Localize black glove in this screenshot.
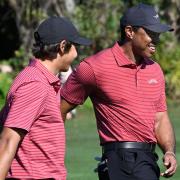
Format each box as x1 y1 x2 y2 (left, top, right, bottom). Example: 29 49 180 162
94 155 110 180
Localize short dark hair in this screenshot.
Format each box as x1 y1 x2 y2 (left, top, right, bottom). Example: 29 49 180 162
119 25 140 43
32 41 72 60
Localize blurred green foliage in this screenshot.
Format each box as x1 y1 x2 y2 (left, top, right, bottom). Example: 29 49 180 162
0 0 180 103
8 47 30 76
154 34 180 99
72 0 180 100
0 73 12 108
70 0 123 64
0 47 29 108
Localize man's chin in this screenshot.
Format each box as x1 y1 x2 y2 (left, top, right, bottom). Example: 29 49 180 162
142 52 154 59
61 66 70 72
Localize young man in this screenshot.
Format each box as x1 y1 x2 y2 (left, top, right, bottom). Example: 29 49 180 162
0 16 91 180
61 3 177 180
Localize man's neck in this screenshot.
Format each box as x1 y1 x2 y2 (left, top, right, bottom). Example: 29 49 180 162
119 41 143 65
40 59 59 75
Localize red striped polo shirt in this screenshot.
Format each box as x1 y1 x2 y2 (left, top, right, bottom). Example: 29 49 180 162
1 59 66 179
61 42 167 144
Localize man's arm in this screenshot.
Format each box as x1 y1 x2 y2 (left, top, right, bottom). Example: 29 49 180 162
0 127 26 179
61 99 77 122
60 61 96 122
155 111 177 177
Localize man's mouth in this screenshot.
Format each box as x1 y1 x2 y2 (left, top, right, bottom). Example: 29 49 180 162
148 43 156 53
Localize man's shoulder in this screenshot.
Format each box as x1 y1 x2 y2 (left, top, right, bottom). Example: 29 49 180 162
84 47 113 65
16 65 46 83
10 66 47 92
144 58 164 79
145 58 162 69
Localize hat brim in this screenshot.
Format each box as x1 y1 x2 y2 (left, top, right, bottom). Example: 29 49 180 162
143 23 174 33
72 36 92 46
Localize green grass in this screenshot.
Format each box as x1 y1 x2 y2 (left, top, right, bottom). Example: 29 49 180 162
65 106 100 180
0 87 179 179
65 102 180 180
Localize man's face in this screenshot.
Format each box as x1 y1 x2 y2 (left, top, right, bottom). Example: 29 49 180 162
131 27 160 58
59 43 78 72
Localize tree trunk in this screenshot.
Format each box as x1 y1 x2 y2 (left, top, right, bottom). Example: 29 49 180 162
7 0 73 54
160 0 180 42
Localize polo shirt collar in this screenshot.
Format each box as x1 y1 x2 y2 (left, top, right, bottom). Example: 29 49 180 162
29 59 60 86
111 42 147 67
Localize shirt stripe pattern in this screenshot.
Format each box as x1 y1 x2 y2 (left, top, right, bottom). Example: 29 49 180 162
61 42 167 144
1 59 66 180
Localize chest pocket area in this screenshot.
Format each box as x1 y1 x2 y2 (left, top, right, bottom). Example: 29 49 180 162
138 77 162 103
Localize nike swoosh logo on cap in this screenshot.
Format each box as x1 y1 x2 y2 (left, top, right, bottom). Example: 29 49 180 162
153 14 159 19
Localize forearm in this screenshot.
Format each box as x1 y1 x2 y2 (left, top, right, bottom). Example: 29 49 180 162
61 112 67 122
61 99 76 122
0 127 21 179
0 141 17 178
155 111 177 177
155 111 176 153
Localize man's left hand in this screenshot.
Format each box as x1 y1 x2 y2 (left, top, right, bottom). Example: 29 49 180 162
161 151 177 178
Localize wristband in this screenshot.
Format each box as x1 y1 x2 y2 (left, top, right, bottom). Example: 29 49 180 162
164 151 176 158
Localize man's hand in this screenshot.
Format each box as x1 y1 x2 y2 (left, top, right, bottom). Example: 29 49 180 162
161 151 177 178
155 111 177 177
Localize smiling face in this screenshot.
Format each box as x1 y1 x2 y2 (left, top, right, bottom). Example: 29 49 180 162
131 27 160 58
63 44 78 70
57 41 78 72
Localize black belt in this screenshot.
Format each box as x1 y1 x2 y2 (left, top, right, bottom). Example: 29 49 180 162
102 142 156 153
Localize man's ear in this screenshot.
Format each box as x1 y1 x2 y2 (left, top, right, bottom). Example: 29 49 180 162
125 25 134 40
59 40 67 54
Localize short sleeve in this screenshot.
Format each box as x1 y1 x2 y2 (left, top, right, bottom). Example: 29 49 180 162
4 81 48 131
61 61 96 105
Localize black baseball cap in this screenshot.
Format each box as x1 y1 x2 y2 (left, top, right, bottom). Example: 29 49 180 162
34 16 92 46
120 3 174 33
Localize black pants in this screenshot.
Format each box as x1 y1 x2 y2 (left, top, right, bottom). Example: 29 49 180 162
98 148 160 180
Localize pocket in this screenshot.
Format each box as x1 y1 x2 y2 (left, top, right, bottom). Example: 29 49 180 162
146 152 159 162
117 151 137 174
144 152 160 177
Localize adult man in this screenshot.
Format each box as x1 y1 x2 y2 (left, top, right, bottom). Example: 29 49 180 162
61 3 177 180
0 16 91 179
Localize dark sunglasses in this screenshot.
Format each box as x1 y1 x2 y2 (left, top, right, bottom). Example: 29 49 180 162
143 28 161 45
